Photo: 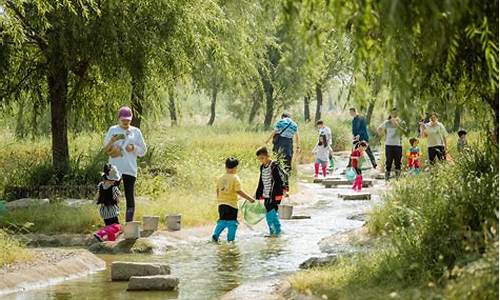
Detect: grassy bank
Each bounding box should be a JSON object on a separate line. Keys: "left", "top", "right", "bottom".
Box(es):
{"left": 0, "top": 229, "right": 33, "bottom": 267}
{"left": 0, "top": 117, "right": 351, "bottom": 234}
{"left": 290, "top": 142, "right": 499, "bottom": 299}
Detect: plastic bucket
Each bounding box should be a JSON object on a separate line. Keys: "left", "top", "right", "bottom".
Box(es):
{"left": 142, "top": 216, "right": 160, "bottom": 232}
{"left": 123, "top": 221, "right": 141, "bottom": 239}
{"left": 166, "top": 214, "right": 181, "bottom": 231}
{"left": 278, "top": 205, "right": 293, "bottom": 219}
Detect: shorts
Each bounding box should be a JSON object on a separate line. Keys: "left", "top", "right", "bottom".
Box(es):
{"left": 218, "top": 204, "right": 238, "bottom": 221}
{"left": 315, "top": 159, "right": 328, "bottom": 165}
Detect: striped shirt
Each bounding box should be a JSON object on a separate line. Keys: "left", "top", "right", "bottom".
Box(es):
{"left": 274, "top": 118, "right": 298, "bottom": 139}
{"left": 97, "top": 182, "right": 121, "bottom": 220}
{"left": 262, "top": 164, "right": 273, "bottom": 198}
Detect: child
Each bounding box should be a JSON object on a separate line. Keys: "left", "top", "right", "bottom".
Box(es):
{"left": 94, "top": 164, "right": 122, "bottom": 242}
{"left": 312, "top": 134, "right": 334, "bottom": 178}
{"left": 407, "top": 137, "right": 421, "bottom": 175}
{"left": 457, "top": 129, "right": 468, "bottom": 152}
{"left": 255, "top": 146, "right": 288, "bottom": 237}
{"left": 351, "top": 141, "right": 368, "bottom": 192}
{"left": 212, "top": 158, "right": 255, "bottom": 242}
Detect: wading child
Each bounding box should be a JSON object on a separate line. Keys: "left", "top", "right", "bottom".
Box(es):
{"left": 351, "top": 141, "right": 368, "bottom": 192}
{"left": 255, "top": 146, "right": 288, "bottom": 237}
{"left": 212, "top": 158, "right": 255, "bottom": 242}
{"left": 407, "top": 138, "right": 421, "bottom": 175}
{"left": 94, "top": 164, "right": 122, "bottom": 242}
{"left": 457, "top": 130, "right": 468, "bottom": 153}
{"left": 312, "top": 134, "right": 334, "bottom": 178}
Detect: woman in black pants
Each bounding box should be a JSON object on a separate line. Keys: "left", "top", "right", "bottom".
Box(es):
{"left": 104, "top": 106, "right": 147, "bottom": 222}
{"left": 420, "top": 112, "right": 448, "bottom": 164}
{"left": 377, "top": 108, "right": 407, "bottom": 180}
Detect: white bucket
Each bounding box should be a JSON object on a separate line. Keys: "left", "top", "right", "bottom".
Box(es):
{"left": 142, "top": 216, "right": 160, "bottom": 232}
{"left": 123, "top": 221, "right": 141, "bottom": 239}
{"left": 278, "top": 205, "right": 293, "bottom": 220}
{"left": 166, "top": 214, "right": 181, "bottom": 231}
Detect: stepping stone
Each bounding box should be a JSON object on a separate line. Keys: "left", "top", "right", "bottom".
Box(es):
{"left": 313, "top": 176, "right": 341, "bottom": 183}
{"left": 374, "top": 173, "right": 386, "bottom": 180}
{"left": 322, "top": 179, "right": 373, "bottom": 188}
{"left": 127, "top": 275, "right": 179, "bottom": 291}
{"left": 291, "top": 215, "right": 311, "bottom": 220}
{"left": 338, "top": 192, "right": 371, "bottom": 200}
{"left": 111, "top": 261, "right": 170, "bottom": 281}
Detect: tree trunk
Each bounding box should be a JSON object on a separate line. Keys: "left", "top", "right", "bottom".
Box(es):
{"left": 314, "top": 83, "right": 323, "bottom": 122}
{"left": 303, "top": 94, "right": 310, "bottom": 122}
{"left": 248, "top": 90, "right": 261, "bottom": 124}
{"left": 260, "top": 70, "right": 274, "bottom": 129}
{"left": 366, "top": 99, "right": 375, "bottom": 125}
{"left": 207, "top": 86, "right": 217, "bottom": 126}
{"left": 452, "top": 105, "right": 462, "bottom": 132}
{"left": 337, "top": 86, "right": 344, "bottom": 105}
{"left": 168, "top": 88, "right": 178, "bottom": 126}
{"left": 48, "top": 57, "right": 70, "bottom": 174}
{"left": 130, "top": 51, "right": 146, "bottom": 128}
{"left": 327, "top": 92, "right": 334, "bottom": 111}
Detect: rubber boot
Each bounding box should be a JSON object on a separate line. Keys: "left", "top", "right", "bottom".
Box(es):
{"left": 329, "top": 158, "right": 334, "bottom": 170}
{"left": 314, "top": 163, "right": 319, "bottom": 177}
{"left": 212, "top": 220, "right": 227, "bottom": 242}
{"left": 265, "top": 211, "right": 276, "bottom": 235}
{"left": 271, "top": 209, "right": 281, "bottom": 235}
{"left": 226, "top": 220, "right": 238, "bottom": 242}
{"left": 357, "top": 175, "right": 363, "bottom": 191}
{"left": 105, "top": 224, "right": 122, "bottom": 241}
{"left": 321, "top": 165, "right": 327, "bottom": 177}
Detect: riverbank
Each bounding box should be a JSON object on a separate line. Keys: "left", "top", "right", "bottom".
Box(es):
{"left": 0, "top": 248, "right": 105, "bottom": 296}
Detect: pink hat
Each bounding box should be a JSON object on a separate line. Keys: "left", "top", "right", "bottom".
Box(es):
{"left": 118, "top": 106, "right": 133, "bottom": 121}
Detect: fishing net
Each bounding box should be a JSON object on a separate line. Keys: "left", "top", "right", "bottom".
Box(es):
{"left": 239, "top": 200, "right": 266, "bottom": 225}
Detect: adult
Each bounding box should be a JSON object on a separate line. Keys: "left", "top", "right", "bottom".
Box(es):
{"left": 348, "top": 108, "right": 377, "bottom": 169}
{"left": 104, "top": 106, "right": 147, "bottom": 222}
{"left": 420, "top": 112, "right": 448, "bottom": 163}
{"left": 266, "top": 112, "right": 300, "bottom": 173}
{"left": 316, "top": 120, "right": 334, "bottom": 168}
{"left": 377, "top": 108, "right": 408, "bottom": 180}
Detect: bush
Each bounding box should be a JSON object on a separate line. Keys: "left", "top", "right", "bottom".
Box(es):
{"left": 0, "top": 229, "right": 33, "bottom": 267}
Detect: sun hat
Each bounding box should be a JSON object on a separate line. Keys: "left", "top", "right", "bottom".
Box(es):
{"left": 118, "top": 106, "right": 133, "bottom": 121}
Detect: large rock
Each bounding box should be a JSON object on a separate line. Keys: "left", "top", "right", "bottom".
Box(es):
{"left": 89, "top": 238, "right": 155, "bottom": 254}
{"left": 338, "top": 192, "right": 371, "bottom": 200}
{"left": 299, "top": 255, "right": 338, "bottom": 269}
{"left": 318, "top": 227, "right": 373, "bottom": 254}
{"left": 322, "top": 179, "right": 373, "bottom": 188}
{"left": 127, "top": 275, "right": 179, "bottom": 291}
{"left": 111, "top": 261, "right": 171, "bottom": 281}
{"left": 62, "top": 198, "right": 93, "bottom": 207}
{"left": 5, "top": 198, "right": 49, "bottom": 209}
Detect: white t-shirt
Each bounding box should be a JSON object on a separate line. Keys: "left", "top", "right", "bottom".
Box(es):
{"left": 104, "top": 125, "right": 147, "bottom": 177}
{"left": 313, "top": 144, "right": 333, "bottom": 162}
{"left": 424, "top": 122, "right": 447, "bottom": 147}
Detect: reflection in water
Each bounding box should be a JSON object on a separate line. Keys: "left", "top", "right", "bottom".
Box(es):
{"left": 259, "top": 237, "right": 285, "bottom": 260}
{"left": 214, "top": 244, "right": 242, "bottom": 292}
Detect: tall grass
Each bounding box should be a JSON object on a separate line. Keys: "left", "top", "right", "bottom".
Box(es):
{"left": 291, "top": 141, "right": 499, "bottom": 299}
{"left": 0, "top": 229, "right": 33, "bottom": 267}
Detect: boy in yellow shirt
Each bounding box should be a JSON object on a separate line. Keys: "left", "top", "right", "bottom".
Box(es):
{"left": 212, "top": 158, "right": 255, "bottom": 242}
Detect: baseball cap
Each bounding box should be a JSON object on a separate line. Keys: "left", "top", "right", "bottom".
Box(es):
{"left": 118, "top": 106, "right": 133, "bottom": 121}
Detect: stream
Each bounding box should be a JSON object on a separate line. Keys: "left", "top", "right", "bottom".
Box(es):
{"left": 2, "top": 158, "right": 384, "bottom": 300}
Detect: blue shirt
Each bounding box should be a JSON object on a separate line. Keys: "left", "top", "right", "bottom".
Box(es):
{"left": 352, "top": 115, "right": 369, "bottom": 142}
{"left": 274, "top": 118, "right": 298, "bottom": 139}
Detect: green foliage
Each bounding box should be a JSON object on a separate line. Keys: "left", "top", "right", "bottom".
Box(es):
{"left": 0, "top": 229, "right": 33, "bottom": 267}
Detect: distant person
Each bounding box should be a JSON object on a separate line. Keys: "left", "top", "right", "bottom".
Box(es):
{"left": 266, "top": 112, "right": 300, "bottom": 175}
{"left": 104, "top": 106, "right": 147, "bottom": 222}
{"left": 407, "top": 137, "right": 421, "bottom": 175}
{"left": 312, "top": 134, "right": 334, "bottom": 178}
{"left": 316, "top": 120, "right": 334, "bottom": 169}
{"left": 457, "top": 129, "right": 468, "bottom": 152}
{"left": 255, "top": 147, "right": 287, "bottom": 237}
{"left": 94, "top": 164, "right": 122, "bottom": 242}
{"left": 377, "top": 108, "right": 407, "bottom": 180}
{"left": 351, "top": 141, "right": 368, "bottom": 192}
{"left": 348, "top": 108, "right": 377, "bottom": 169}
{"left": 420, "top": 112, "right": 448, "bottom": 163}
{"left": 212, "top": 158, "right": 255, "bottom": 243}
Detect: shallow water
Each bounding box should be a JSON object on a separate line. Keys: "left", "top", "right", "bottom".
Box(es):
{"left": 3, "top": 168, "right": 381, "bottom": 300}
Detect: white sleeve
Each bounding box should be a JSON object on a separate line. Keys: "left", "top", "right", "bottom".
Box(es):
{"left": 134, "top": 129, "right": 147, "bottom": 157}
